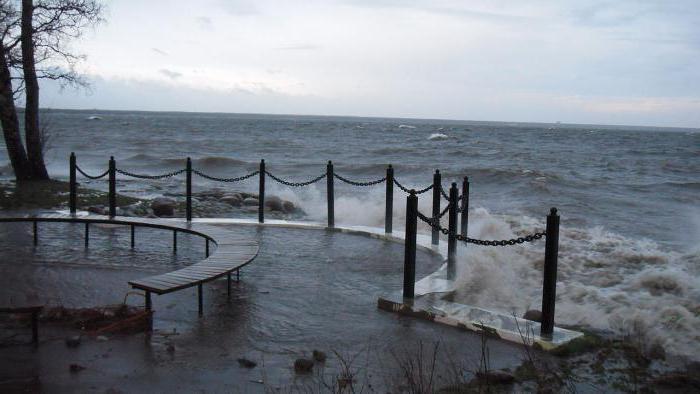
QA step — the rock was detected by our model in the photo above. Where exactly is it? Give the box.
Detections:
[65,335,81,348]
[264,196,284,211]
[237,358,257,368]
[474,370,515,385]
[150,197,176,217]
[282,201,295,213]
[221,193,242,206]
[312,350,327,362]
[294,358,314,374]
[523,310,542,322]
[242,197,259,206]
[647,342,665,360]
[87,205,105,215]
[69,364,86,373]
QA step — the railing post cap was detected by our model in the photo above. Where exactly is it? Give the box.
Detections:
[328,160,332,165]
[550,207,558,215]
[435,169,440,174]
[261,159,265,163]
[452,182,457,188]
[388,164,392,169]
[464,176,469,182]
[70,152,75,157]
[187,156,191,161]
[110,156,114,161]
[409,189,416,195]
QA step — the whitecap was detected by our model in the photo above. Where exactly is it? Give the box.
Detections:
[428,133,449,141]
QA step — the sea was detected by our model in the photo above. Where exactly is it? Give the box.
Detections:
[1,109,699,359]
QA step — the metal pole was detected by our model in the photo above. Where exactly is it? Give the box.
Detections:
[540,207,560,337]
[258,159,265,223]
[33,221,38,246]
[186,157,192,221]
[84,222,89,248]
[173,230,177,253]
[431,169,441,245]
[198,284,203,316]
[227,273,231,296]
[145,291,152,311]
[385,165,394,234]
[130,225,135,248]
[460,176,469,237]
[403,190,418,298]
[108,156,116,217]
[205,238,210,258]
[447,182,458,279]
[327,160,334,228]
[69,152,77,214]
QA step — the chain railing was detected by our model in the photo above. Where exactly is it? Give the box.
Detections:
[69,152,562,337]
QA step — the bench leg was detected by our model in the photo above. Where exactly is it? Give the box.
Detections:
[198,284,203,316]
[236,269,240,282]
[227,273,231,297]
[145,291,152,311]
[131,225,135,248]
[31,310,38,345]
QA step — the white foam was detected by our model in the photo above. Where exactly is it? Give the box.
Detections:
[428,133,449,141]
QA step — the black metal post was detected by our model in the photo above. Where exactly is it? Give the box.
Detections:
[173,230,177,253]
[460,176,469,237]
[197,284,203,316]
[540,207,560,337]
[69,152,77,214]
[385,165,394,233]
[130,225,135,248]
[108,156,116,217]
[31,310,38,344]
[84,222,89,248]
[327,160,334,228]
[33,221,38,246]
[186,157,192,221]
[431,169,441,245]
[227,273,231,296]
[205,238,210,258]
[145,291,152,311]
[403,190,418,298]
[258,159,265,223]
[447,182,458,279]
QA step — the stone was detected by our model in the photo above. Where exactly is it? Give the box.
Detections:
[221,193,242,206]
[65,335,81,348]
[69,364,86,373]
[282,201,295,213]
[264,196,284,211]
[312,350,327,362]
[474,370,515,385]
[243,197,259,206]
[87,205,105,215]
[647,342,665,360]
[294,358,314,373]
[523,310,542,322]
[151,197,176,217]
[237,358,257,368]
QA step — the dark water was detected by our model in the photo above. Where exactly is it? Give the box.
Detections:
[1,109,699,358]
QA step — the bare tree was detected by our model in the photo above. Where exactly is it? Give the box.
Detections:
[0,0,101,181]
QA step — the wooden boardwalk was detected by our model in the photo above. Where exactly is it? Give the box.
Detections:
[0,214,259,316]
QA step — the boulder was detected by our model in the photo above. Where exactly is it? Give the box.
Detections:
[151,197,176,217]
[294,358,314,373]
[312,350,327,362]
[474,370,515,385]
[237,358,257,368]
[282,201,296,213]
[522,310,542,322]
[264,196,284,211]
[221,193,242,206]
[242,197,259,206]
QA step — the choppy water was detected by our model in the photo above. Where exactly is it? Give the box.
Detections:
[1,109,699,359]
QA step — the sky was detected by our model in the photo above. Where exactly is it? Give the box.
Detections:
[39,0,700,128]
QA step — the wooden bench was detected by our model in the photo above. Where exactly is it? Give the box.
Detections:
[0,214,259,318]
[128,226,259,315]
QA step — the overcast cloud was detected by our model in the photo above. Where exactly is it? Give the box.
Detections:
[39,0,700,127]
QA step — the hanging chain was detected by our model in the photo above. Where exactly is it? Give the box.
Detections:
[416,210,546,246]
[393,178,433,194]
[264,170,327,187]
[193,169,260,183]
[115,168,186,179]
[75,165,109,180]
[333,173,386,186]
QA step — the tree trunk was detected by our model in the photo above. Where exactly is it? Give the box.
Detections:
[0,40,32,181]
[21,0,48,180]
